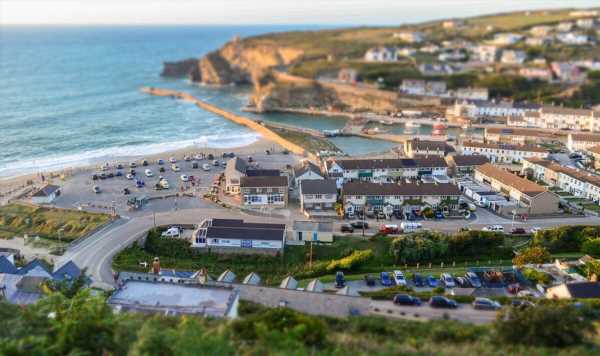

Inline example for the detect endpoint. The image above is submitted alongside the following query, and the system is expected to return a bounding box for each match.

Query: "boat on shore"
[405,121,421,128]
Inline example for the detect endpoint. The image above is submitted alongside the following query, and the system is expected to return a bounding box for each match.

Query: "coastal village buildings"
[325,157,448,184]
[492,33,524,46]
[299,179,338,217]
[484,127,560,145]
[291,221,334,243]
[522,157,600,202]
[418,63,457,76]
[403,138,455,158]
[519,67,554,82]
[364,47,397,62]
[192,218,286,253]
[461,141,548,164]
[445,155,490,177]
[586,145,600,169]
[567,133,600,152]
[523,107,600,132]
[474,163,560,215]
[546,282,600,300]
[224,157,248,194]
[240,175,288,208]
[393,31,425,43]
[341,181,461,214]
[473,45,499,63]
[292,161,324,187]
[399,80,447,96]
[448,100,540,120]
[500,50,527,65]
[31,184,61,204]
[550,62,587,84]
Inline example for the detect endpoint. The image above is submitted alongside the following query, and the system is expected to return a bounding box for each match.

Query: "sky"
[1,0,599,25]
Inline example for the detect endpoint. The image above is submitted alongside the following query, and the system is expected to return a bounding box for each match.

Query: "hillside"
[162,8,600,112]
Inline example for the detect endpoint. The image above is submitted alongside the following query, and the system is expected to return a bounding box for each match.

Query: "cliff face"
[161,36,304,85]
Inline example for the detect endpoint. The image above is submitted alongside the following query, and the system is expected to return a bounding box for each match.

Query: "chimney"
[152,257,160,274]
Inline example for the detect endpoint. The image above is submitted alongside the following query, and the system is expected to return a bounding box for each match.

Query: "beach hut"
[242,272,261,286]
[217,269,236,283]
[279,276,298,290]
[305,279,324,293]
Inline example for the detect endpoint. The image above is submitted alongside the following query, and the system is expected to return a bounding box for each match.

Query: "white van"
[400,222,423,233]
[202,163,211,171]
[482,225,504,232]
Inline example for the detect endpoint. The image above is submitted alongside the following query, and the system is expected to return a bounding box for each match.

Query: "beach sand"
[0,135,282,198]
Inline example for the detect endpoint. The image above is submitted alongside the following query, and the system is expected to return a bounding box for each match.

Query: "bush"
[326,249,374,272]
[581,238,600,256]
[513,246,550,266]
[494,305,593,347]
[521,267,552,285]
[532,226,595,253]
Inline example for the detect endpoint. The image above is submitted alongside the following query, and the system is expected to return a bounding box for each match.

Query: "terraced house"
[325,157,448,184]
[524,106,600,132]
[461,141,548,164]
[240,175,288,208]
[522,157,600,203]
[341,181,461,213]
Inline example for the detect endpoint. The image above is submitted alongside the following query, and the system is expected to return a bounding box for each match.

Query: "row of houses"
[461,141,549,164]
[522,157,600,203]
[399,80,489,100]
[521,106,600,132]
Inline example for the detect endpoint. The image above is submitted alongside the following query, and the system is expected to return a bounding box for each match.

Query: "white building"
[299,179,338,215]
[291,221,334,243]
[530,25,553,37]
[293,161,323,187]
[454,87,489,101]
[519,67,553,82]
[500,50,527,65]
[31,185,61,204]
[240,176,288,207]
[364,47,398,62]
[492,33,524,45]
[325,157,448,184]
[449,100,540,119]
[192,218,286,252]
[557,32,590,45]
[399,79,447,96]
[461,141,548,164]
[567,133,600,152]
[473,45,499,63]
[524,107,600,132]
[551,62,587,84]
[557,21,574,32]
[393,31,425,43]
[576,18,597,29]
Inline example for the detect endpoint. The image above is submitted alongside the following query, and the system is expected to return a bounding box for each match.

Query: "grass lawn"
[267,125,340,154]
[583,203,600,213]
[0,203,111,242]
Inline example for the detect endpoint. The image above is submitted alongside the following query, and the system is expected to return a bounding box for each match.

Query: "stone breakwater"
[140,87,317,160]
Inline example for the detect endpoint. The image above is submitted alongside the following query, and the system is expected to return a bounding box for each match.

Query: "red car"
[379,224,399,234]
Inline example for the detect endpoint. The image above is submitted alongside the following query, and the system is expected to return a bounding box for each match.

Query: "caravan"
[400,222,423,233]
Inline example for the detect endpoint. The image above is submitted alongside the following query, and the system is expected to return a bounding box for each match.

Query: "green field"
[0,203,111,242]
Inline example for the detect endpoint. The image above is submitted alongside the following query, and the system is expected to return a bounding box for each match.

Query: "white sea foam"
[0,132,261,178]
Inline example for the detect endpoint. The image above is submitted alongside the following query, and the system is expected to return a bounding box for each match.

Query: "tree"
[512,246,550,266]
[581,238,600,256]
[494,305,593,347]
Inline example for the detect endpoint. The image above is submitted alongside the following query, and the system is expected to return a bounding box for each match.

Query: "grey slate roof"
[564,282,600,298]
[226,157,248,174]
[53,261,83,281]
[246,169,281,177]
[17,259,52,277]
[241,176,288,188]
[332,157,447,170]
[342,181,461,196]
[300,179,337,195]
[451,155,490,167]
[0,256,18,274]
[32,184,60,197]
[207,219,286,242]
[294,162,323,178]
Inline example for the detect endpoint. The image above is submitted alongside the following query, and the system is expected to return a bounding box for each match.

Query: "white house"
[461,141,548,164]
[293,161,324,187]
[299,179,338,216]
[492,33,524,45]
[399,80,447,96]
[525,107,600,132]
[240,176,288,207]
[556,32,590,45]
[393,31,425,43]
[31,185,60,204]
[473,45,499,63]
[500,50,527,65]
[224,157,248,194]
[364,47,398,62]
[192,218,286,252]
[568,133,600,152]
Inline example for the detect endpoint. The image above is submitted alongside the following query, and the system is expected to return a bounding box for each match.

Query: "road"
[370,300,497,325]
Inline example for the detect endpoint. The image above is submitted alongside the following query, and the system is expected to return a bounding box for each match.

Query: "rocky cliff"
[161,36,304,85]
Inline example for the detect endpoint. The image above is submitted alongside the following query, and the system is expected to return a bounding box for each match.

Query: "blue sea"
[0,25,403,177]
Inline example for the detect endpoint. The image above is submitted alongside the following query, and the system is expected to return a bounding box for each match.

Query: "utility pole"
[309,241,313,269]
[362,205,366,237]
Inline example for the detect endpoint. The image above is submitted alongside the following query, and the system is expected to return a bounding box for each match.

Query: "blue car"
[435,211,444,219]
[335,271,346,288]
[135,179,145,188]
[426,275,438,288]
[413,273,425,287]
[380,272,393,286]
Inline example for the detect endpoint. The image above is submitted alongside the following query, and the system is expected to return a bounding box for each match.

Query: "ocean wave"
[0,132,261,178]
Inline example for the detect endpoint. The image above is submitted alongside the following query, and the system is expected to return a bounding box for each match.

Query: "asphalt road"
[370,300,498,324]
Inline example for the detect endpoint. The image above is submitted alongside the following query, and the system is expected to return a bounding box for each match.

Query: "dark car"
[350,221,369,229]
[129,169,136,176]
[335,271,346,288]
[122,188,130,195]
[364,274,376,287]
[115,171,123,177]
[107,172,114,178]
[393,211,403,219]
[159,167,165,173]
[341,224,354,233]
[116,164,124,170]
[511,299,535,309]
[380,272,393,287]
[393,294,422,306]
[92,174,99,180]
[434,211,444,219]
[141,160,149,166]
[413,273,425,287]
[192,162,199,169]
[511,227,526,235]
[99,172,107,180]
[429,296,458,309]
[472,297,501,310]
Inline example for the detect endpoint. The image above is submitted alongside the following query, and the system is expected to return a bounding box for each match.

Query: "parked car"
[159,167,166,173]
[135,180,145,188]
[393,270,407,286]
[335,271,346,288]
[465,272,482,288]
[340,224,354,233]
[129,162,137,168]
[169,157,177,163]
[350,221,369,229]
[157,159,164,165]
[141,159,149,166]
[364,274,376,287]
[380,272,393,287]
[129,169,136,176]
[379,224,399,234]
[426,275,438,288]
[482,225,504,232]
[92,185,101,194]
[184,155,192,162]
[440,273,456,288]
[455,276,470,288]
[180,175,189,182]
[530,227,542,234]
[92,174,98,180]
[393,294,422,306]
[400,222,422,233]
[429,296,458,309]
[159,180,170,189]
[171,164,181,172]
[115,171,123,177]
[192,162,199,169]
[413,273,425,287]
[213,160,220,166]
[99,172,107,180]
[473,297,501,310]
[145,169,153,177]
[511,299,535,309]
[126,174,134,180]
[376,211,386,220]
[511,227,526,235]
[116,164,124,170]
[122,188,130,195]
[202,163,211,171]
[107,172,114,178]
[434,211,444,219]
[161,227,181,238]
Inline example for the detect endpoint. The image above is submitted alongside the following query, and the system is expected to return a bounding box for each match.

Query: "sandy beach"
[0,135,281,200]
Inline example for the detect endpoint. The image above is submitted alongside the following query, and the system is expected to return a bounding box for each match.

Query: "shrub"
[494,305,593,347]
[521,267,552,285]
[513,246,550,266]
[326,249,374,272]
[581,238,600,256]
